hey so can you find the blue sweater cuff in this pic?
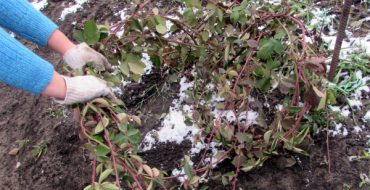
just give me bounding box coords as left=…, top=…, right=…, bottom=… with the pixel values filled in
left=0, top=0, right=58, bottom=47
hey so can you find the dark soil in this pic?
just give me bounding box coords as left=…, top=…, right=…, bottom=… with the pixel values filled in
left=0, top=47, right=90, bottom=190
left=207, top=132, right=370, bottom=190
left=0, top=1, right=368, bottom=190
left=139, top=140, right=192, bottom=172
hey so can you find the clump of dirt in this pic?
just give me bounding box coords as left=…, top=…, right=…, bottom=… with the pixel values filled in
left=252, top=89, right=286, bottom=126
left=139, top=140, right=192, bottom=172
left=119, top=69, right=180, bottom=136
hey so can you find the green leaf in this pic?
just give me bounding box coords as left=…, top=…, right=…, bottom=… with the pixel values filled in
left=235, top=132, right=253, bottom=144
left=286, top=106, right=302, bottom=113
left=258, top=38, right=283, bottom=60
left=131, top=74, right=141, bottom=82
left=131, top=18, right=143, bottom=32
left=184, top=156, right=194, bottom=178
left=99, top=169, right=113, bottom=183
left=156, top=24, right=168, bottom=34
left=96, top=163, right=103, bottom=175
left=126, top=54, right=145, bottom=75
left=264, top=130, right=272, bottom=144
left=201, top=30, right=209, bottom=42
left=84, top=20, right=100, bottom=45
left=293, top=125, right=310, bottom=145
left=216, top=8, right=223, bottom=22
left=185, top=0, right=202, bottom=8
left=94, top=117, right=109, bottom=134
left=101, top=182, right=119, bottom=190
left=104, top=73, right=122, bottom=86
left=317, top=91, right=327, bottom=110
left=181, top=46, right=189, bottom=63
left=257, top=77, right=271, bottom=92
left=73, top=30, right=84, bottom=42
left=127, top=129, right=140, bottom=137
left=327, top=89, right=337, bottom=104
left=241, top=158, right=257, bottom=172
left=230, top=10, right=239, bottom=24
left=92, top=98, right=110, bottom=107
left=120, top=60, right=130, bottom=76
left=266, top=60, right=281, bottom=70
left=98, top=25, right=109, bottom=39
left=154, top=15, right=166, bottom=25
left=95, top=145, right=110, bottom=157
left=224, top=42, right=230, bottom=62
left=84, top=182, right=99, bottom=190
left=150, top=55, right=161, bottom=68
left=183, top=8, right=197, bottom=26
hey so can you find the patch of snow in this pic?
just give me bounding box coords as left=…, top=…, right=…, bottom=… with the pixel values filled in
left=140, top=75, right=197, bottom=151
left=348, top=99, right=362, bottom=109
left=353, top=126, right=362, bottom=134
left=329, top=105, right=351, bottom=117
left=211, top=109, right=259, bottom=125
left=328, top=105, right=341, bottom=112
left=268, top=0, right=282, bottom=4
left=304, top=35, right=313, bottom=44
left=364, top=110, right=370, bottom=121
left=308, top=8, right=336, bottom=33
left=275, top=104, right=283, bottom=111
left=329, top=122, right=348, bottom=137
left=258, top=25, right=266, bottom=31
left=321, top=33, right=370, bottom=59
left=141, top=53, right=153, bottom=74
left=112, top=9, right=129, bottom=38
left=30, top=0, right=48, bottom=11
left=59, top=0, right=89, bottom=20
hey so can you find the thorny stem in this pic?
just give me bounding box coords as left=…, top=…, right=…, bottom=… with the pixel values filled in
left=328, top=0, right=353, bottom=81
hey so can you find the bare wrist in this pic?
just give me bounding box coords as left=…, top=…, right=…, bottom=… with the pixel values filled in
left=47, top=30, right=76, bottom=55
left=41, top=71, right=67, bottom=100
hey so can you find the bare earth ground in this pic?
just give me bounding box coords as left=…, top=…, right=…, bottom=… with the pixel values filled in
left=0, top=1, right=369, bottom=190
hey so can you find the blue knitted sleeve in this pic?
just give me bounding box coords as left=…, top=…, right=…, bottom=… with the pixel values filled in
left=0, top=0, right=58, bottom=47
left=0, top=28, right=54, bottom=94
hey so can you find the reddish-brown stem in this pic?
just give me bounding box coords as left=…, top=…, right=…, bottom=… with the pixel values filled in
left=232, top=151, right=242, bottom=190
left=91, top=155, right=96, bottom=189
left=120, top=159, right=144, bottom=190
left=326, top=130, right=331, bottom=173
left=232, top=48, right=255, bottom=92
left=102, top=126, right=122, bottom=189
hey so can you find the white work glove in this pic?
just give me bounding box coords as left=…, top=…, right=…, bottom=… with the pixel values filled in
left=56, top=75, right=112, bottom=105
left=63, top=43, right=112, bottom=71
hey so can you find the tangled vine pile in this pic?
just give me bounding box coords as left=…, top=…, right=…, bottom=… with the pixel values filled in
left=73, top=0, right=348, bottom=189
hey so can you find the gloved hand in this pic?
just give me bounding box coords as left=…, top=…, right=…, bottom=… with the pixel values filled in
left=63, top=43, right=112, bottom=72
left=56, top=75, right=112, bottom=105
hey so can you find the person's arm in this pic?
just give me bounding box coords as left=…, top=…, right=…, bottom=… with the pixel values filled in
left=0, top=28, right=111, bottom=104
left=0, top=0, right=57, bottom=47
left=0, top=27, right=54, bottom=94
left=0, top=0, right=111, bottom=71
